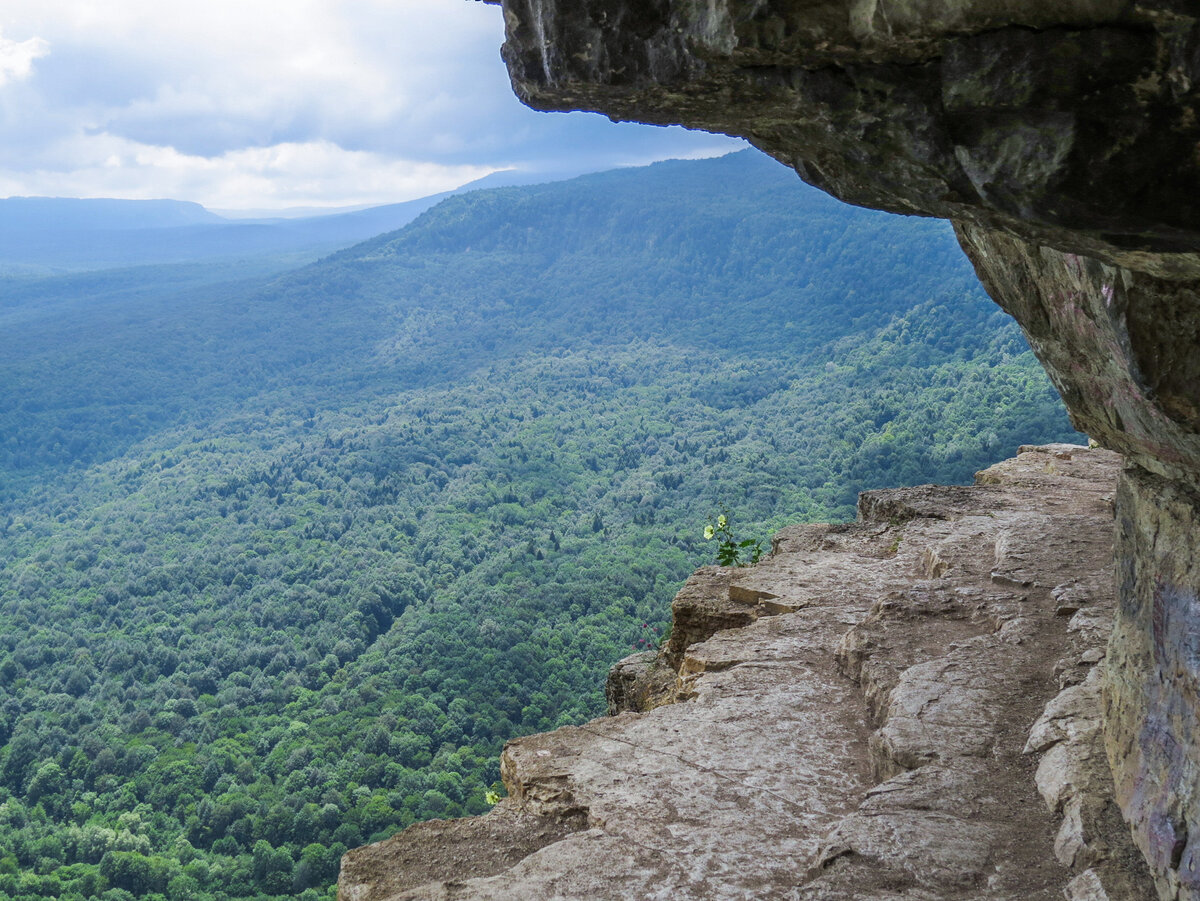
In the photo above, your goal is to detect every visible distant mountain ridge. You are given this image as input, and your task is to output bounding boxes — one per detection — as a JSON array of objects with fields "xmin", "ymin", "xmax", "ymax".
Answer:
[
  {"xmin": 0, "ymin": 162, "xmax": 629, "ymax": 273},
  {"xmin": 0, "ymin": 193, "xmax": 451, "ymax": 272},
  {"xmin": 0, "ymin": 196, "xmax": 225, "ymax": 230}
]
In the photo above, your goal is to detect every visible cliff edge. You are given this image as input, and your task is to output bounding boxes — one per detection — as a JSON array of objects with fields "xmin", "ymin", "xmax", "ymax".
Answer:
[{"xmin": 339, "ymin": 445, "xmax": 1153, "ymax": 899}]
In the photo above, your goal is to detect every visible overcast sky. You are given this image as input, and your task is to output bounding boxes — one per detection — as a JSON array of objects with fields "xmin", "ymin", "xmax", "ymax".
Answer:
[{"xmin": 0, "ymin": 1, "xmax": 744, "ymax": 211}]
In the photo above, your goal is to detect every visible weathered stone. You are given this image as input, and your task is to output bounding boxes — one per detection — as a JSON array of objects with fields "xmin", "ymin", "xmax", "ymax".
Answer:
[
  {"xmin": 1105, "ymin": 467, "xmax": 1200, "ymax": 901},
  {"xmin": 1067, "ymin": 868, "xmax": 1115, "ymax": 901},
  {"xmin": 810, "ymin": 807, "xmax": 999, "ymax": 891},
  {"xmin": 1067, "ymin": 863, "xmax": 1163, "ymax": 901},
  {"xmin": 1025, "ymin": 666, "xmax": 1159, "ymax": 892},
  {"xmin": 954, "ymin": 224, "xmax": 1200, "ymax": 485},
  {"xmin": 336, "ymin": 801, "xmax": 586, "ymax": 901},
  {"xmin": 870, "ymin": 638, "xmax": 1002, "ymax": 777},
  {"xmin": 1027, "ymin": 667, "xmax": 1105, "ymax": 756},
  {"xmin": 858, "ymin": 483, "xmax": 987, "ymax": 522},
  {"xmin": 497, "ymin": 2, "xmax": 1200, "ymax": 266},
  {"xmin": 661, "ymin": 566, "xmax": 748, "ymax": 670},
  {"xmin": 604, "ymin": 650, "xmax": 674, "ymax": 714},
  {"xmin": 340, "ymin": 447, "xmax": 1156, "ymax": 900}
]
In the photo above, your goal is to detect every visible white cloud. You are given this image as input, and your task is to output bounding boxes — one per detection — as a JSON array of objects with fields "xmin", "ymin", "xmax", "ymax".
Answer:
[
  {"xmin": 0, "ymin": 2, "xmax": 743, "ymax": 209},
  {"xmin": 2, "ymin": 0, "xmax": 507, "ymax": 156},
  {"xmin": 0, "ymin": 29, "xmax": 48, "ymax": 86},
  {"xmin": 0, "ymin": 134, "xmax": 497, "ymax": 209}
]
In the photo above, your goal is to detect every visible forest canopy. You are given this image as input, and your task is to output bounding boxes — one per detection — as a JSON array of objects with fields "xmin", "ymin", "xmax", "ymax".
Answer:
[{"xmin": 0, "ymin": 151, "xmax": 1079, "ymax": 900}]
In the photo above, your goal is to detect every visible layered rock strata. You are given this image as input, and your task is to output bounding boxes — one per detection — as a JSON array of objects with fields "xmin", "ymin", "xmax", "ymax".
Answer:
[
  {"xmin": 340, "ymin": 445, "xmax": 1153, "ymax": 899},
  {"xmin": 487, "ymin": 5, "xmax": 1200, "ymax": 894}
]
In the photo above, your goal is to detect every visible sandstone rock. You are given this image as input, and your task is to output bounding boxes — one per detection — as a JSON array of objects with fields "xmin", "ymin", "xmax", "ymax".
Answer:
[
  {"xmin": 339, "ymin": 447, "xmax": 1155, "ymax": 900},
  {"xmin": 954, "ymin": 224, "xmax": 1200, "ymax": 485},
  {"xmin": 870, "ymin": 638, "xmax": 1006, "ymax": 778},
  {"xmin": 1028, "ymin": 668, "xmax": 1102, "ymax": 750},
  {"xmin": 660, "ymin": 566, "xmax": 747, "ymax": 670},
  {"xmin": 496, "ymin": 2, "xmax": 1200, "ymax": 269},
  {"xmin": 1067, "ymin": 868, "xmax": 1115, "ymax": 901},
  {"xmin": 336, "ymin": 801, "xmax": 586, "ymax": 901},
  {"xmin": 1026, "ymin": 665, "xmax": 1158, "ymax": 890},
  {"xmin": 1067, "ymin": 863, "xmax": 1162, "ymax": 901},
  {"xmin": 604, "ymin": 649, "xmax": 678, "ymax": 715}
]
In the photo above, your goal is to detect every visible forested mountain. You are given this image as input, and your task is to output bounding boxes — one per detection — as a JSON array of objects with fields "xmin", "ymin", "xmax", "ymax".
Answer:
[{"xmin": 0, "ymin": 150, "xmax": 1079, "ymax": 900}]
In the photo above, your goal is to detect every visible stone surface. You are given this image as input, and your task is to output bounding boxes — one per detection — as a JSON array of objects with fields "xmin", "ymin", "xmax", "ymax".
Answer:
[
  {"xmin": 1027, "ymin": 667, "xmax": 1154, "ymax": 890},
  {"xmin": 488, "ymin": 6, "xmax": 1200, "ymax": 893},
  {"xmin": 659, "ymin": 566, "xmax": 746, "ymax": 670},
  {"xmin": 340, "ymin": 447, "xmax": 1156, "ymax": 900},
  {"xmin": 954, "ymin": 223, "xmax": 1200, "ymax": 485},
  {"xmin": 604, "ymin": 649, "xmax": 675, "ymax": 714},
  {"xmin": 336, "ymin": 802, "xmax": 586, "ymax": 901},
  {"xmin": 1105, "ymin": 467, "xmax": 1200, "ymax": 901}
]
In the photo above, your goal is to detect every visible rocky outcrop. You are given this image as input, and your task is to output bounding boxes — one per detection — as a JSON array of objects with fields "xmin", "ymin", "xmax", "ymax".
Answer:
[
  {"xmin": 1105, "ymin": 469, "xmax": 1200, "ymax": 901},
  {"xmin": 339, "ymin": 446, "xmax": 1156, "ymax": 899},
  {"xmin": 486, "ymin": 5, "xmax": 1200, "ymax": 895}
]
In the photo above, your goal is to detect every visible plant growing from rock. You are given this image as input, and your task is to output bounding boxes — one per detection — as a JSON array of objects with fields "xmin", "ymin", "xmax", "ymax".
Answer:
[{"xmin": 703, "ymin": 511, "xmax": 763, "ymax": 567}]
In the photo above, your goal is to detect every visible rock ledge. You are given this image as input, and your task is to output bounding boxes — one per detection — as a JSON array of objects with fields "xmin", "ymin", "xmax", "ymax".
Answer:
[{"xmin": 338, "ymin": 446, "xmax": 1153, "ymax": 900}]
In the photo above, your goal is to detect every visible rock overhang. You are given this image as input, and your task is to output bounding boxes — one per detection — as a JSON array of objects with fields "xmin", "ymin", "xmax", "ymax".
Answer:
[{"xmin": 495, "ymin": 2, "xmax": 1200, "ymax": 267}]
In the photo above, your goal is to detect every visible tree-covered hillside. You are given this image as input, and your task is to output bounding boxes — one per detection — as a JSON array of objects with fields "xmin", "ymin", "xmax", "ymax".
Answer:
[{"xmin": 0, "ymin": 151, "xmax": 1079, "ymax": 900}]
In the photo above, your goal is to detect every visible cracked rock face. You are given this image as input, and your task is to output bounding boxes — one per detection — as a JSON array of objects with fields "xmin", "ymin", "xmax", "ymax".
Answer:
[
  {"xmin": 339, "ymin": 447, "xmax": 1155, "ymax": 900},
  {"xmin": 490, "ymin": 4, "xmax": 1200, "ymax": 895},
  {"xmin": 1106, "ymin": 469, "xmax": 1200, "ymax": 901}
]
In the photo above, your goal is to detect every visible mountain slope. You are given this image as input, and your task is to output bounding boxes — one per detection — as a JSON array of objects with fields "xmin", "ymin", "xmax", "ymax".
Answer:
[{"xmin": 0, "ymin": 150, "xmax": 1079, "ymax": 901}]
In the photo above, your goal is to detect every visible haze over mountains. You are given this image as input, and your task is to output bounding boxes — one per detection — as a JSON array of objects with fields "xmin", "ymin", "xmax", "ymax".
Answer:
[
  {"xmin": 0, "ymin": 150, "xmax": 1079, "ymax": 900},
  {"xmin": 0, "ymin": 164, "xmax": 601, "ymax": 274}
]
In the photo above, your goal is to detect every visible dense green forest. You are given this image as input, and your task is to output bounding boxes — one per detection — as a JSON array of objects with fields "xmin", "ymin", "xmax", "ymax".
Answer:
[{"xmin": 0, "ymin": 151, "xmax": 1079, "ymax": 900}]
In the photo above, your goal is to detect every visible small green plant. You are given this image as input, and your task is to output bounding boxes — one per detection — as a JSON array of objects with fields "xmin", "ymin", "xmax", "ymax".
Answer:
[{"xmin": 703, "ymin": 510, "xmax": 763, "ymax": 567}]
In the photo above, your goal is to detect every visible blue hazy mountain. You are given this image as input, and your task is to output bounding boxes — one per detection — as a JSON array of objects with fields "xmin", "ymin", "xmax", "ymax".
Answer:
[
  {"xmin": 0, "ymin": 197, "xmax": 225, "ymax": 229},
  {"xmin": 0, "ymin": 164, "xmax": 619, "ymax": 274},
  {"xmin": 0, "ymin": 195, "xmax": 441, "ymax": 272}
]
